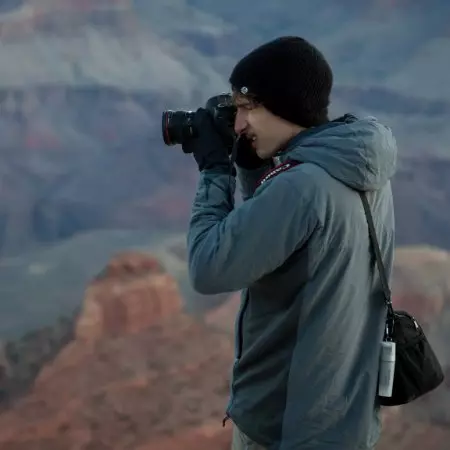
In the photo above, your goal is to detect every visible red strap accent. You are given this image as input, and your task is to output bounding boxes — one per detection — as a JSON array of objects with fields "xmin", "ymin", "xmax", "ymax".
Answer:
[{"xmin": 256, "ymin": 159, "xmax": 302, "ymax": 188}]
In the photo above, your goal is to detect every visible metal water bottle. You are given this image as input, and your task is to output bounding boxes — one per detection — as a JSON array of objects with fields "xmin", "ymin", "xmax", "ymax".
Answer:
[{"xmin": 378, "ymin": 339, "xmax": 396, "ymax": 397}]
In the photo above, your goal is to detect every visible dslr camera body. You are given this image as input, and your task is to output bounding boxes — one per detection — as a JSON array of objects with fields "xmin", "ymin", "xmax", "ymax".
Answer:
[{"xmin": 161, "ymin": 93, "xmax": 237, "ymax": 150}]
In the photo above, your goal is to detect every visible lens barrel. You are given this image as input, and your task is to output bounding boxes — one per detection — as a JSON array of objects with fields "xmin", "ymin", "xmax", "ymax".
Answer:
[{"xmin": 161, "ymin": 110, "xmax": 196, "ymax": 146}]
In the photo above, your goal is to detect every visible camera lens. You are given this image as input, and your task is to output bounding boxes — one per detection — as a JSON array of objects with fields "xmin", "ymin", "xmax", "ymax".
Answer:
[{"xmin": 161, "ymin": 110, "xmax": 196, "ymax": 146}]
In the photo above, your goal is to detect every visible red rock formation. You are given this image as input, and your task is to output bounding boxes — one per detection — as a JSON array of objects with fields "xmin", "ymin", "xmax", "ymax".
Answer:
[
  {"xmin": 136, "ymin": 422, "xmax": 231, "ymax": 450},
  {"xmin": 392, "ymin": 292, "xmax": 444, "ymax": 326},
  {"xmin": 205, "ymin": 291, "xmax": 241, "ymax": 334},
  {"xmin": 0, "ymin": 246, "xmax": 448, "ymax": 450},
  {"xmin": 0, "ymin": 252, "xmax": 235, "ymax": 450},
  {"xmin": 378, "ymin": 416, "xmax": 450, "ymax": 450},
  {"xmin": 75, "ymin": 252, "xmax": 182, "ymax": 342},
  {"xmin": 391, "ymin": 246, "xmax": 450, "ymax": 325}
]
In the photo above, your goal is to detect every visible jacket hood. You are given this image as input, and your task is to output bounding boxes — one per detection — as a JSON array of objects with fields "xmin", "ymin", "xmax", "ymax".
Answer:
[{"xmin": 279, "ymin": 114, "xmax": 398, "ymax": 191}]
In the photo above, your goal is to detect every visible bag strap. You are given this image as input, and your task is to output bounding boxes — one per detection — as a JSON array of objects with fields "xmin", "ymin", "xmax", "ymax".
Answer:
[
  {"xmin": 359, "ymin": 192, "xmax": 395, "ymax": 334},
  {"xmin": 249, "ymin": 158, "xmax": 395, "ymax": 332}
]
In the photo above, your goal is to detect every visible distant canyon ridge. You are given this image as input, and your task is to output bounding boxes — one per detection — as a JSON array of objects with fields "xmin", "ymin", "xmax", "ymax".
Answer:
[
  {"xmin": 0, "ymin": 1, "xmax": 449, "ymax": 256},
  {"xmin": 1, "ymin": 84, "xmax": 450, "ymax": 259}
]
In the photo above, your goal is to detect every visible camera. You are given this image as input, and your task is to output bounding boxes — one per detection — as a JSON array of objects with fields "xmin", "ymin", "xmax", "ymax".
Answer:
[{"xmin": 161, "ymin": 93, "xmax": 237, "ymax": 148}]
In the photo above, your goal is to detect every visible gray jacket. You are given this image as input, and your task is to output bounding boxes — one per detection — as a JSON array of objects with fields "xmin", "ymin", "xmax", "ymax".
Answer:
[{"xmin": 187, "ymin": 114, "xmax": 398, "ymax": 450}]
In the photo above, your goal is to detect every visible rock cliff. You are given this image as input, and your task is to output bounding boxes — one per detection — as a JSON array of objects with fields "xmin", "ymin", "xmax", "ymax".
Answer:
[
  {"xmin": 0, "ymin": 251, "xmax": 235, "ymax": 449},
  {"xmin": 0, "ymin": 316, "xmax": 75, "ymax": 410},
  {"xmin": 75, "ymin": 252, "xmax": 182, "ymax": 343},
  {"xmin": 0, "ymin": 246, "xmax": 448, "ymax": 449}
]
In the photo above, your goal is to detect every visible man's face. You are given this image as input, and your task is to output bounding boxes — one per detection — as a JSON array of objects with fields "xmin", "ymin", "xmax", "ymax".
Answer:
[{"xmin": 232, "ymin": 93, "xmax": 297, "ymax": 159}]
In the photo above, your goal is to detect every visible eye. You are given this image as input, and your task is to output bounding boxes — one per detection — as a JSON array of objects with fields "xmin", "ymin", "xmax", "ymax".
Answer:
[{"xmin": 236, "ymin": 103, "xmax": 253, "ymax": 112}]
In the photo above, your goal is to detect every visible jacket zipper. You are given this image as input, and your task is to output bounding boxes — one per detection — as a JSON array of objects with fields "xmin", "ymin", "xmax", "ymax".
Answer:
[
  {"xmin": 222, "ymin": 290, "xmax": 249, "ymax": 427},
  {"xmin": 236, "ymin": 289, "xmax": 249, "ymax": 359}
]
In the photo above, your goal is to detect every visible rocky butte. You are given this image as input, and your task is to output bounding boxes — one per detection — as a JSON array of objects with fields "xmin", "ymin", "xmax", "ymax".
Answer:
[
  {"xmin": 0, "ymin": 246, "xmax": 448, "ymax": 449},
  {"xmin": 0, "ymin": 252, "xmax": 234, "ymax": 450}
]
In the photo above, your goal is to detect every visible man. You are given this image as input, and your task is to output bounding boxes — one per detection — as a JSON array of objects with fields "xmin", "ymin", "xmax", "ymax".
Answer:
[{"xmin": 182, "ymin": 36, "xmax": 398, "ymax": 450}]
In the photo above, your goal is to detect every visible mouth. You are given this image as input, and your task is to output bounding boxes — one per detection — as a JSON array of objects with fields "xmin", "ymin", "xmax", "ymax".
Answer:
[{"xmin": 246, "ymin": 134, "xmax": 257, "ymax": 149}]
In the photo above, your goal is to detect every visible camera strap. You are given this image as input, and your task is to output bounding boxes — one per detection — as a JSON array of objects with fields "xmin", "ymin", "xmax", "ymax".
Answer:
[{"xmin": 256, "ymin": 159, "xmax": 302, "ymax": 188}]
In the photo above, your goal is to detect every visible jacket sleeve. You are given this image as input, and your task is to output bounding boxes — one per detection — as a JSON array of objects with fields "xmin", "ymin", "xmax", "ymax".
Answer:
[
  {"xmin": 187, "ymin": 168, "xmax": 319, "ymax": 295},
  {"xmin": 236, "ymin": 164, "xmax": 273, "ymax": 201}
]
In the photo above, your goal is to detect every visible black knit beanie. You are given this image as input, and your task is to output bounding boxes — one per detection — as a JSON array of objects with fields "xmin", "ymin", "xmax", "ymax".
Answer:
[{"xmin": 229, "ymin": 36, "xmax": 333, "ymax": 128}]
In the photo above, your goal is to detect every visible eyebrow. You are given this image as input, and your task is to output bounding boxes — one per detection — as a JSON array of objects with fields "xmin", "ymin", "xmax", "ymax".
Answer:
[
  {"xmin": 232, "ymin": 94, "xmax": 255, "ymax": 107},
  {"xmin": 234, "ymin": 99, "xmax": 251, "ymax": 107}
]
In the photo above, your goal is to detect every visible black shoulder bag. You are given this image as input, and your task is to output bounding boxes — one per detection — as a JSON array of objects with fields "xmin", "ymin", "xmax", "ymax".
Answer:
[{"xmin": 360, "ymin": 192, "xmax": 445, "ymax": 406}]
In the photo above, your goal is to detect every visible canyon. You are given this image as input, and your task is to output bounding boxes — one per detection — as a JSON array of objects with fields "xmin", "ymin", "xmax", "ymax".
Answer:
[
  {"xmin": 0, "ymin": 247, "xmax": 447, "ymax": 449},
  {"xmin": 0, "ymin": 252, "xmax": 234, "ymax": 449},
  {"xmin": 0, "ymin": 1, "xmax": 448, "ymax": 449}
]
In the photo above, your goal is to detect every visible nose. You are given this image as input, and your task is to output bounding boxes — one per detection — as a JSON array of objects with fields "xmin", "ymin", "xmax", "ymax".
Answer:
[{"xmin": 234, "ymin": 109, "xmax": 247, "ymax": 135}]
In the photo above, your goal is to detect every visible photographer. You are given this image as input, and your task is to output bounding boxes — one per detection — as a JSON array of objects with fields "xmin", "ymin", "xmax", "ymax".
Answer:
[{"xmin": 182, "ymin": 36, "xmax": 398, "ymax": 450}]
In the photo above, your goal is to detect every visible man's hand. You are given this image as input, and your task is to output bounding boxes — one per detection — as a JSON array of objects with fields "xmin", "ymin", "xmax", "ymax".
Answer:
[{"xmin": 181, "ymin": 108, "xmax": 233, "ymax": 173}]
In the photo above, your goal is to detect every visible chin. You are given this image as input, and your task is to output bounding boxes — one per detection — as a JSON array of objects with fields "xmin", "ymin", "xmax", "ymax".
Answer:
[{"xmin": 256, "ymin": 148, "xmax": 274, "ymax": 160}]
